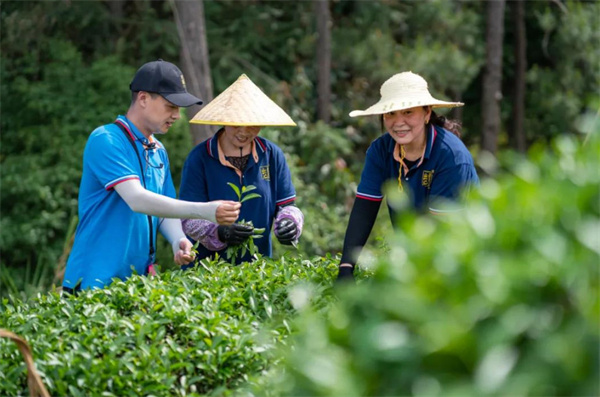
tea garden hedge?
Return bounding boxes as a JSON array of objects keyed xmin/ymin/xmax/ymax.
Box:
[{"xmin": 1, "ymin": 133, "xmax": 598, "ymax": 396}]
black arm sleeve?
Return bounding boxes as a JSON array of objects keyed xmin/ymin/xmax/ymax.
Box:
[{"xmin": 340, "ymin": 197, "xmax": 382, "ymax": 266}]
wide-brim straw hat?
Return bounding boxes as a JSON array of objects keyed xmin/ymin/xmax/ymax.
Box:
[
  {"xmin": 190, "ymin": 74, "xmax": 296, "ymax": 127},
  {"xmin": 349, "ymin": 71, "xmax": 463, "ymax": 117}
]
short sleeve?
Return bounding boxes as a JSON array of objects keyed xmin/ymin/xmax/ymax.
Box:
[
  {"xmin": 429, "ymin": 162, "xmax": 479, "ymax": 203},
  {"xmin": 356, "ymin": 140, "xmax": 387, "ymax": 201},
  {"xmin": 273, "ymin": 146, "xmax": 296, "ymax": 206},
  {"xmin": 85, "ymin": 129, "xmax": 140, "ymax": 190},
  {"xmin": 180, "ymin": 147, "xmax": 208, "ymax": 202}
]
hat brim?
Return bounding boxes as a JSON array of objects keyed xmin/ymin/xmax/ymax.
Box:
[
  {"xmin": 349, "ymin": 99, "xmax": 463, "ymax": 118},
  {"xmin": 190, "ymin": 120, "xmax": 297, "ymax": 127},
  {"xmin": 189, "ymin": 74, "xmax": 296, "ymax": 127},
  {"xmin": 162, "ymin": 92, "xmax": 203, "ymax": 107}
]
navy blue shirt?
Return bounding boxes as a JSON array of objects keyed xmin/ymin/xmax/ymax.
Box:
[
  {"xmin": 357, "ymin": 125, "xmax": 479, "ymax": 219},
  {"xmin": 179, "ymin": 130, "xmax": 296, "ymax": 263}
]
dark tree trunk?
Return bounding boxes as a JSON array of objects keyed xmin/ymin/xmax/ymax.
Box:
[
  {"xmin": 451, "ymin": 91, "xmax": 464, "ymax": 126},
  {"xmin": 106, "ymin": 0, "xmax": 125, "ymax": 41},
  {"xmin": 171, "ymin": 0, "xmax": 216, "ymax": 146},
  {"xmin": 315, "ymin": 0, "xmax": 331, "ymax": 124},
  {"xmin": 107, "ymin": 0, "xmax": 124, "ymax": 22},
  {"xmin": 481, "ymin": 0, "xmax": 506, "ymax": 154},
  {"xmin": 511, "ymin": 0, "xmax": 527, "ymax": 153}
]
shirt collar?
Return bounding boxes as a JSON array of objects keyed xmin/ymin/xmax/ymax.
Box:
[
  {"xmin": 210, "ymin": 128, "xmax": 261, "ymax": 176},
  {"xmin": 390, "ymin": 125, "xmax": 437, "ymax": 160},
  {"xmin": 116, "ymin": 115, "xmax": 156, "ymax": 146}
]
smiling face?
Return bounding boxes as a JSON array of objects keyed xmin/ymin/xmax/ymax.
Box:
[
  {"xmin": 221, "ymin": 125, "xmax": 261, "ymax": 152},
  {"xmin": 383, "ymin": 106, "xmax": 431, "ymax": 153}
]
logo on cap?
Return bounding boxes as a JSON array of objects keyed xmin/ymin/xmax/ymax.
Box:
[{"xmin": 180, "ymin": 74, "xmax": 186, "ymax": 89}]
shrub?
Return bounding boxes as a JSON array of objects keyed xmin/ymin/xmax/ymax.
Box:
[
  {"xmin": 251, "ymin": 133, "xmax": 600, "ymax": 396},
  {"xmin": 0, "ymin": 256, "xmax": 338, "ymax": 396}
]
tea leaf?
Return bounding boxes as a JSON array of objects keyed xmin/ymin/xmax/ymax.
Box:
[
  {"xmin": 227, "ymin": 182, "xmax": 241, "ymax": 201},
  {"xmin": 241, "ymin": 185, "xmax": 257, "ymax": 194},
  {"xmin": 240, "ymin": 193, "xmax": 262, "ymax": 203}
]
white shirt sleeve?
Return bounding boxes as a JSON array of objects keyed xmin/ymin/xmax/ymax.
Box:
[{"xmin": 114, "ymin": 179, "xmax": 219, "ymax": 223}]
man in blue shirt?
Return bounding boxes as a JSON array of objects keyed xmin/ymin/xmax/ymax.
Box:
[
  {"xmin": 63, "ymin": 60, "xmax": 241, "ymax": 292},
  {"xmin": 180, "ymin": 74, "xmax": 303, "ymax": 265},
  {"xmin": 337, "ymin": 72, "xmax": 479, "ymax": 281}
]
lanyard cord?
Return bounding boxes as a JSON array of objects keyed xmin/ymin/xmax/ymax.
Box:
[
  {"xmin": 397, "ymin": 145, "xmax": 407, "ymax": 192},
  {"xmin": 114, "ymin": 121, "xmax": 155, "ymax": 258}
]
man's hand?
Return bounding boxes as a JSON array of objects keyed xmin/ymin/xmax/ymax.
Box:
[
  {"xmin": 215, "ymin": 201, "xmax": 241, "ymax": 225},
  {"xmin": 217, "ymin": 224, "xmax": 254, "ymax": 245},
  {"xmin": 275, "ymin": 218, "xmax": 297, "ymax": 245},
  {"xmin": 336, "ymin": 264, "xmax": 355, "ymax": 282},
  {"xmin": 173, "ymin": 238, "xmax": 195, "ymax": 266}
]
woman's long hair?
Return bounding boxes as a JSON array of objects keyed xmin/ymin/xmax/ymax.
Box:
[{"xmin": 428, "ymin": 109, "xmax": 462, "ymax": 138}]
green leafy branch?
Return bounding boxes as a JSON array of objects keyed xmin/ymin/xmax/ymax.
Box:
[
  {"xmin": 225, "ymin": 183, "xmax": 264, "ymax": 264},
  {"xmin": 227, "ymin": 183, "xmax": 261, "ymax": 203}
]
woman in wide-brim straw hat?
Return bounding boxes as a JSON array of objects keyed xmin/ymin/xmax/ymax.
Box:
[
  {"xmin": 179, "ymin": 74, "xmax": 303, "ymax": 266},
  {"xmin": 337, "ymin": 71, "xmax": 480, "ymax": 282}
]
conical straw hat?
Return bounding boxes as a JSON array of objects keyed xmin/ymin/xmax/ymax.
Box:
[
  {"xmin": 349, "ymin": 71, "xmax": 463, "ymax": 117},
  {"xmin": 190, "ymin": 74, "xmax": 296, "ymax": 127}
]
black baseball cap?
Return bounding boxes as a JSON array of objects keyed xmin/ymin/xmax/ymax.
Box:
[{"xmin": 130, "ymin": 59, "xmax": 202, "ymax": 107}]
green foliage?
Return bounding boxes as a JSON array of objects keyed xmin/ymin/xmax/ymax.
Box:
[
  {"xmin": 222, "ymin": 184, "xmax": 265, "ymax": 264},
  {"xmin": 250, "ymin": 133, "xmax": 599, "ymax": 396},
  {"xmin": 2, "ymin": 0, "xmax": 598, "ymax": 307},
  {"xmin": 0, "ymin": 255, "xmax": 338, "ymax": 396},
  {"xmin": 262, "ymin": 123, "xmax": 363, "ymax": 259},
  {"xmin": 511, "ymin": 1, "xmax": 599, "ymax": 142},
  {"xmin": 0, "ymin": 43, "xmax": 134, "ymax": 297},
  {"xmin": 2, "ymin": 133, "xmax": 598, "ymax": 396}
]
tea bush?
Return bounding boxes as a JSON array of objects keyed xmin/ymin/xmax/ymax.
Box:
[
  {"xmin": 0, "ymin": 255, "xmax": 339, "ymax": 396},
  {"xmin": 249, "ymin": 134, "xmax": 599, "ymax": 396},
  {"xmin": 2, "ymin": 134, "xmax": 598, "ymax": 396}
]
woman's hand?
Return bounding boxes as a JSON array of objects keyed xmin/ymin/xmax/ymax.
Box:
[
  {"xmin": 274, "ymin": 218, "xmax": 298, "ymax": 245},
  {"xmin": 217, "ymin": 224, "xmax": 254, "ymax": 245},
  {"xmin": 336, "ymin": 263, "xmax": 355, "ymax": 282}
]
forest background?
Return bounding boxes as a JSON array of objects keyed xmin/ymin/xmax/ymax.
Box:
[{"xmin": 1, "ymin": 0, "xmax": 598, "ymax": 298}]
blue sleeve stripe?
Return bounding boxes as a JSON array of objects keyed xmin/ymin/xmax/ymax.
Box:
[
  {"xmin": 276, "ymin": 195, "xmax": 296, "ymax": 205},
  {"xmin": 105, "ymin": 175, "xmax": 139, "ymax": 190}
]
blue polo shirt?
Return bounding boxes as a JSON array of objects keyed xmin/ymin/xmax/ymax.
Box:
[
  {"xmin": 356, "ymin": 125, "xmax": 479, "ymax": 220},
  {"xmin": 179, "ymin": 130, "xmax": 296, "ymax": 264},
  {"xmin": 63, "ymin": 115, "xmax": 176, "ymax": 290}
]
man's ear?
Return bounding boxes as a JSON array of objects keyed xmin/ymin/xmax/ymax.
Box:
[{"xmin": 137, "ymin": 91, "xmax": 150, "ymax": 107}]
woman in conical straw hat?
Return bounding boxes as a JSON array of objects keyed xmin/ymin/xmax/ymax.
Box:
[
  {"xmin": 179, "ymin": 74, "xmax": 303, "ymax": 265},
  {"xmin": 337, "ymin": 71, "xmax": 479, "ymax": 282}
]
